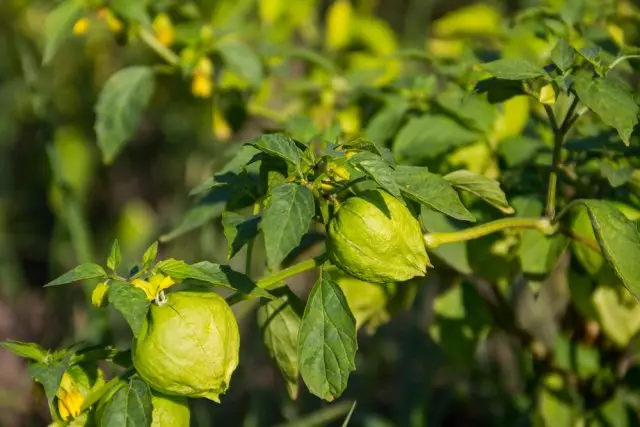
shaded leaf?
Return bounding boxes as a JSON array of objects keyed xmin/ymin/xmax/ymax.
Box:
[
  {"xmin": 108, "ymin": 281, "xmax": 151, "ymax": 337},
  {"xmin": 257, "ymin": 288, "xmax": 302, "ymax": 399},
  {"xmin": 480, "ymin": 59, "xmax": 546, "ymax": 80},
  {"xmin": 107, "ymin": 240, "xmax": 121, "ymax": 272},
  {"xmin": 45, "ymin": 263, "xmax": 107, "ymax": 287},
  {"xmin": 95, "ymin": 67, "xmax": 156, "ymax": 164},
  {"xmin": 222, "ymin": 212, "xmax": 261, "ymax": 260},
  {"xmin": 444, "ymin": 170, "xmax": 513, "ymax": 214},
  {"xmin": 298, "ymin": 270, "xmax": 357, "ymax": 401},
  {"xmin": 42, "ymin": 0, "xmax": 83, "ymax": 65},
  {"xmin": 97, "ymin": 378, "xmax": 153, "ymax": 427},
  {"xmin": 573, "ymin": 70, "xmax": 638, "ymax": 145},
  {"xmin": 551, "ymin": 38, "xmax": 575, "ymax": 72},
  {"xmin": 393, "ymin": 115, "xmax": 479, "ymax": 161},
  {"xmin": 261, "ymin": 184, "xmax": 315, "ymax": 270},
  {"xmin": 217, "ymin": 40, "xmax": 263, "ymax": 88},
  {"xmin": 580, "ymin": 200, "xmax": 640, "ymax": 297},
  {"xmin": 364, "ymin": 101, "xmax": 409, "ymax": 143},
  {"xmin": 27, "ymin": 353, "xmax": 72, "ymax": 403},
  {"xmin": 394, "ymin": 166, "xmax": 475, "ymax": 222}
]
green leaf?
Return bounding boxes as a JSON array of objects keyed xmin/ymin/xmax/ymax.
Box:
[
  {"xmin": 553, "ymin": 334, "xmax": 600, "ymax": 379},
  {"xmin": 580, "ymin": 200, "xmax": 640, "ymax": 297},
  {"xmin": 160, "ymin": 201, "xmax": 226, "ymax": 242},
  {"xmin": 298, "ymin": 270, "xmax": 357, "ymax": 402},
  {"xmin": 394, "ymin": 166, "xmax": 475, "ymax": 222},
  {"xmin": 42, "ymin": 0, "xmax": 83, "ymax": 65},
  {"xmin": 393, "ymin": 115, "xmax": 479, "ymax": 162},
  {"xmin": 107, "ymin": 280, "xmax": 151, "ymax": 337},
  {"xmin": 221, "ymin": 212, "xmax": 261, "ymax": 260},
  {"xmin": 348, "ymin": 152, "xmax": 402, "ymax": 199},
  {"xmin": 518, "ymin": 232, "xmax": 568, "ymax": 275},
  {"xmin": 142, "ymin": 241, "xmax": 158, "ymax": 270},
  {"xmin": 110, "ymin": 0, "xmax": 151, "ymax": 26},
  {"xmin": 155, "ymin": 259, "xmax": 273, "ymax": 299},
  {"xmin": 107, "ymin": 240, "xmax": 121, "ymax": 272},
  {"xmin": 28, "ymin": 353, "xmax": 72, "ymax": 403},
  {"xmin": 217, "ymin": 39, "xmax": 263, "ymax": 88},
  {"xmin": 437, "ymin": 86, "xmax": 496, "ymax": 135},
  {"xmin": 44, "ymin": 263, "xmax": 107, "ymax": 287},
  {"xmin": 257, "ymin": 288, "xmax": 302, "ymax": 399},
  {"xmin": 550, "ymin": 38, "xmax": 575, "ymax": 72},
  {"xmin": 498, "ymin": 136, "xmax": 542, "ymax": 167},
  {"xmin": 364, "ymin": 101, "xmax": 409, "ymax": 143},
  {"xmin": 480, "ymin": 59, "xmax": 547, "ymax": 80},
  {"xmin": 444, "ymin": 170, "xmax": 514, "ymax": 214},
  {"xmin": 250, "ymin": 133, "xmax": 302, "ymax": 168},
  {"xmin": 573, "ymin": 70, "xmax": 639, "ymax": 145},
  {"xmin": 538, "ymin": 374, "xmax": 580, "ymax": 427},
  {"xmin": 600, "ymin": 160, "xmax": 634, "ymax": 188},
  {"xmin": 1, "ymin": 341, "xmax": 48, "ymax": 363},
  {"xmin": 95, "ymin": 66, "xmax": 156, "ymax": 164},
  {"xmin": 260, "ymin": 183, "xmax": 315, "ymax": 270},
  {"xmin": 420, "ymin": 206, "xmax": 471, "ymax": 274},
  {"xmin": 97, "ymin": 377, "xmax": 153, "ymax": 427}
]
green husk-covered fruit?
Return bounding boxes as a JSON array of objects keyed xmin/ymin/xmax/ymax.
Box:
[
  {"xmin": 326, "ymin": 265, "xmax": 396, "ymax": 333},
  {"xmin": 132, "ymin": 291, "xmax": 240, "ymax": 403},
  {"xmin": 327, "ymin": 189, "xmax": 429, "ymax": 283}
]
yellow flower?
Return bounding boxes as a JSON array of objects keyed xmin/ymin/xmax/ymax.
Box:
[
  {"xmin": 91, "ymin": 282, "xmax": 109, "ymax": 308},
  {"xmin": 213, "ymin": 108, "xmax": 232, "ymax": 141},
  {"xmin": 194, "ymin": 57, "xmax": 213, "ymax": 76},
  {"xmin": 57, "ymin": 373, "xmax": 84, "ymax": 421},
  {"xmin": 133, "ymin": 274, "xmax": 177, "ymax": 300},
  {"xmin": 132, "ymin": 278, "xmax": 155, "ymax": 300},
  {"xmin": 72, "ymin": 18, "xmax": 90, "ymax": 36},
  {"xmin": 152, "ymin": 13, "xmax": 175, "ymax": 47},
  {"xmin": 192, "ymin": 75, "xmax": 213, "ymax": 98}
]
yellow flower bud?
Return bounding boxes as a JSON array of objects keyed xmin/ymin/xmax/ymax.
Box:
[
  {"xmin": 213, "ymin": 108, "xmax": 232, "ymax": 141},
  {"xmin": 152, "ymin": 13, "xmax": 175, "ymax": 47},
  {"xmin": 57, "ymin": 373, "xmax": 84, "ymax": 420},
  {"xmin": 194, "ymin": 57, "xmax": 214, "ymax": 76},
  {"xmin": 91, "ymin": 282, "xmax": 109, "ymax": 308},
  {"xmin": 72, "ymin": 18, "xmax": 90, "ymax": 36},
  {"xmin": 325, "ymin": 0, "xmax": 353, "ymax": 51},
  {"xmin": 539, "ymin": 83, "xmax": 556, "ymax": 105}
]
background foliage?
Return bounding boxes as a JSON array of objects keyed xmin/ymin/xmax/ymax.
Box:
[{"xmin": 2, "ymin": 0, "xmax": 640, "ymax": 426}]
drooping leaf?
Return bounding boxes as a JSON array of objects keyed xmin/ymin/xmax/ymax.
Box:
[
  {"xmin": 573, "ymin": 70, "xmax": 639, "ymax": 145},
  {"xmin": 394, "ymin": 166, "xmax": 475, "ymax": 222},
  {"xmin": 393, "ymin": 115, "xmax": 479, "ymax": 162},
  {"xmin": 580, "ymin": 200, "xmax": 640, "ymax": 297},
  {"xmin": 107, "ymin": 240, "xmax": 121, "ymax": 272},
  {"xmin": 257, "ymin": 288, "xmax": 302, "ymax": 399},
  {"xmin": 250, "ymin": 133, "xmax": 302, "ymax": 168},
  {"xmin": 155, "ymin": 259, "xmax": 272, "ymax": 299},
  {"xmin": 480, "ymin": 59, "xmax": 547, "ymax": 80},
  {"xmin": 444, "ymin": 170, "xmax": 513, "ymax": 214},
  {"xmin": 222, "ymin": 212, "xmax": 261, "ymax": 260},
  {"xmin": 348, "ymin": 152, "xmax": 402, "ymax": 199},
  {"xmin": 298, "ymin": 270, "xmax": 357, "ymax": 401},
  {"xmin": 27, "ymin": 353, "xmax": 72, "ymax": 403},
  {"xmin": 97, "ymin": 378, "xmax": 153, "ymax": 427},
  {"xmin": 260, "ymin": 183, "xmax": 315, "ymax": 270},
  {"xmin": 44, "ymin": 263, "xmax": 107, "ymax": 287},
  {"xmin": 217, "ymin": 40, "xmax": 263, "ymax": 88},
  {"xmin": 95, "ymin": 66, "xmax": 156, "ymax": 164},
  {"xmin": 107, "ymin": 280, "xmax": 151, "ymax": 337},
  {"xmin": 42, "ymin": 0, "xmax": 83, "ymax": 65},
  {"xmin": 550, "ymin": 38, "xmax": 575, "ymax": 72},
  {"xmin": 1, "ymin": 341, "xmax": 48, "ymax": 363}
]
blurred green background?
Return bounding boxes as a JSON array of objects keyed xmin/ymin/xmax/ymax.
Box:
[{"xmin": 2, "ymin": 0, "xmax": 640, "ymax": 426}]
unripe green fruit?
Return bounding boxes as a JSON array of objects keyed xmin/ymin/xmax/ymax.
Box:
[
  {"xmin": 132, "ymin": 291, "xmax": 240, "ymax": 403},
  {"xmin": 325, "ymin": 265, "xmax": 396, "ymax": 331},
  {"xmin": 326, "ymin": 189, "xmax": 429, "ymax": 283}
]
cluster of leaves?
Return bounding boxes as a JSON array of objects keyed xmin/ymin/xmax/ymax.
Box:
[{"xmin": 4, "ymin": 0, "xmax": 640, "ymax": 425}]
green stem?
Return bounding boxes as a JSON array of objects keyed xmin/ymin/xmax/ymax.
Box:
[
  {"xmin": 226, "ymin": 253, "xmax": 328, "ymax": 305},
  {"xmin": 546, "ymin": 130, "xmax": 564, "ymax": 218},
  {"xmin": 423, "ymin": 217, "xmax": 554, "ymax": 249},
  {"xmin": 257, "ymin": 253, "xmax": 328, "ymax": 289},
  {"xmin": 138, "ymin": 28, "xmax": 180, "ymax": 67},
  {"xmin": 245, "ymin": 203, "xmax": 260, "ymax": 276}
]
